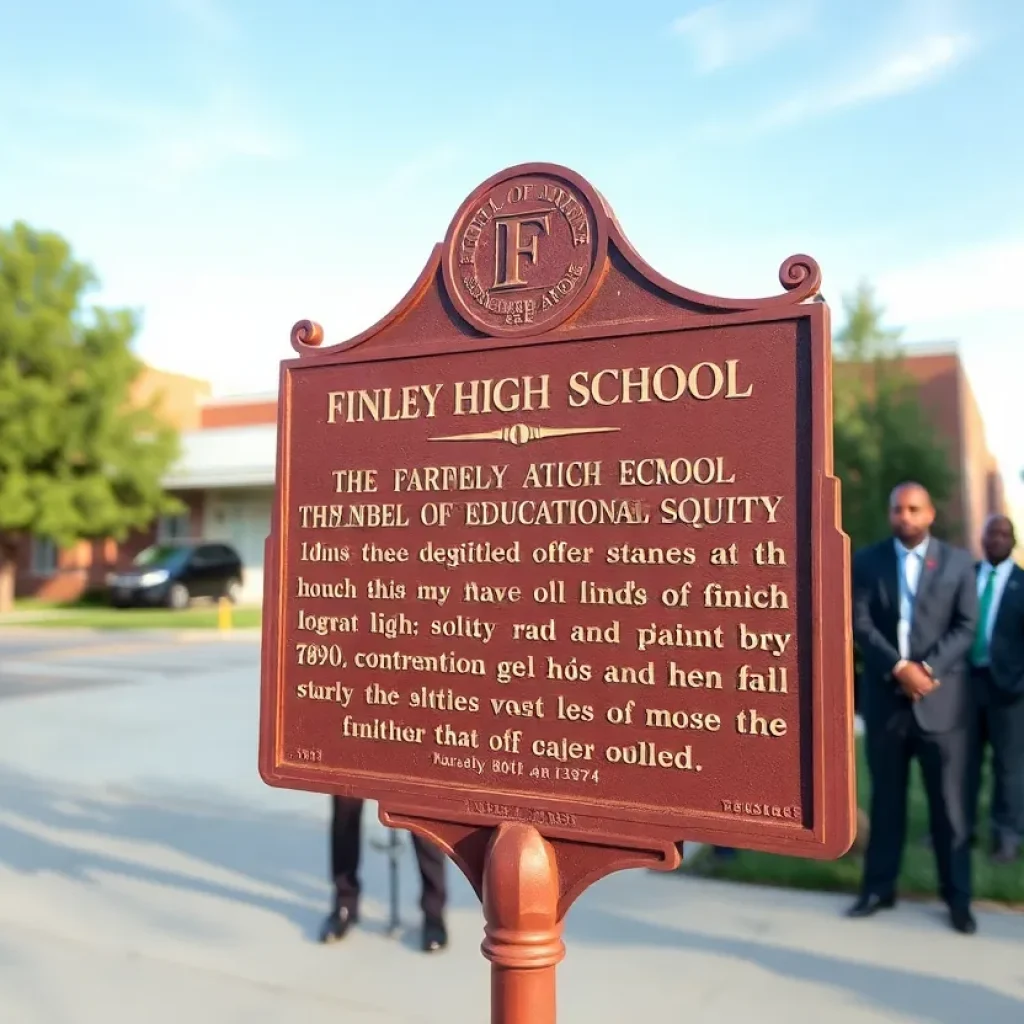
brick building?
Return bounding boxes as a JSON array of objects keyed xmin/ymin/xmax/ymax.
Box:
[
  {"xmin": 882, "ymin": 344, "xmax": 1007, "ymax": 552},
  {"xmin": 14, "ymin": 346, "xmax": 1009, "ymax": 603}
]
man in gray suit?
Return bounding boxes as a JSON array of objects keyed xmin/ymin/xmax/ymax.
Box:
[
  {"xmin": 848, "ymin": 482, "xmax": 979, "ymax": 934},
  {"xmin": 967, "ymin": 514, "xmax": 1024, "ymax": 864}
]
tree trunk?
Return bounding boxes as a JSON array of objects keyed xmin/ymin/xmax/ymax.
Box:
[{"xmin": 0, "ymin": 540, "xmax": 18, "ymax": 614}]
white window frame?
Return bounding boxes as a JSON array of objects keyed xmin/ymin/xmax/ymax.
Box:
[
  {"xmin": 30, "ymin": 536, "xmax": 59, "ymax": 576},
  {"xmin": 157, "ymin": 511, "xmax": 192, "ymax": 543}
]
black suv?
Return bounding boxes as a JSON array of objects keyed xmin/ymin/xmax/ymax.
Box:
[{"xmin": 107, "ymin": 541, "xmax": 244, "ymax": 609}]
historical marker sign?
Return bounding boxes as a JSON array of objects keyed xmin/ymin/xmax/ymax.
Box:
[{"xmin": 259, "ymin": 163, "xmax": 855, "ymax": 866}]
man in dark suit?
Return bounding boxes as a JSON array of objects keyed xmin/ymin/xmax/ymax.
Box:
[
  {"xmin": 967, "ymin": 514, "xmax": 1024, "ymax": 864},
  {"xmin": 848, "ymin": 482, "xmax": 979, "ymax": 934},
  {"xmin": 319, "ymin": 796, "xmax": 449, "ymax": 952}
]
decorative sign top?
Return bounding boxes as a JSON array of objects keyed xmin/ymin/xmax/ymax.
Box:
[
  {"xmin": 441, "ymin": 166, "xmax": 606, "ymax": 337},
  {"xmin": 289, "ymin": 162, "xmax": 825, "ymax": 358},
  {"xmin": 263, "ymin": 162, "xmax": 855, "ymax": 879}
]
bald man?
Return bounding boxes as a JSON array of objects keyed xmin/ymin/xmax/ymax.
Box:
[
  {"xmin": 849, "ymin": 482, "xmax": 979, "ymax": 934},
  {"xmin": 967, "ymin": 514, "xmax": 1024, "ymax": 864}
]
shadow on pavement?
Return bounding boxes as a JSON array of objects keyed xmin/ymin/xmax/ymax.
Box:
[
  {"xmin": 0, "ymin": 765, "xmax": 480, "ymax": 942},
  {"xmin": 0, "ymin": 763, "xmax": 1021, "ymax": 1022},
  {"xmin": 564, "ymin": 897, "xmax": 1023, "ymax": 1024}
]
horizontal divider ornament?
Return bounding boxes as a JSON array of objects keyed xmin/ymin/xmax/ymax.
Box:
[{"xmin": 427, "ymin": 423, "xmax": 621, "ymax": 446}]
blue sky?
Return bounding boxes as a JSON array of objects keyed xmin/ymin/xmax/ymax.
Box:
[{"xmin": 3, "ymin": 0, "xmax": 1023, "ymax": 506}]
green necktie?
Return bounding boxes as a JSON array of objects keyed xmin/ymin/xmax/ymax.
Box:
[{"xmin": 972, "ymin": 568, "xmax": 996, "ymax": 665}]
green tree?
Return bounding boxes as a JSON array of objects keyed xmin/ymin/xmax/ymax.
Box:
[
  {"xmin": 0, "ymin": 222, "xmax": 181, "ymax": 611},
  {"xmin": 832, "ymin": 282, "xmax": 956, "ymax": 551}
]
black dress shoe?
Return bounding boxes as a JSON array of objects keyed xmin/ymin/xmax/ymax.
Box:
[
  {"xmin": 846, "ymin": 894, "xmax": 896, "ymax": 918},
  {"xmin": 422, "ymin": 917, "xmax": 448, "ymax": 953},
  {"xmin": 950, "ymin": 906, "xmax": 977, "ymax": 935},
  {"xmin": 319, "ymin": 906, "xmax": 358, "ymax": 944}
]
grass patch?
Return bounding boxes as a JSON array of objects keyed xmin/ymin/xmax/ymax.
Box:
[
  {"xmin": 688, "ymin": 738, "xmax": 1024, "ymax": 906},
  {"xmin": 1, "ymin": 604, "xmax": 262, "ymax": 630}
]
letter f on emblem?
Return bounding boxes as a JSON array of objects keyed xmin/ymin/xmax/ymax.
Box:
[{"xmin": 492, "ymin": 213, "xmax": 551, "ymax": 290}]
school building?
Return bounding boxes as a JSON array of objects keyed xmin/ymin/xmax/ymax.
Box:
[{"xmin": 15, "ymin": 344, "xmax": 1010, "ymax": 604}]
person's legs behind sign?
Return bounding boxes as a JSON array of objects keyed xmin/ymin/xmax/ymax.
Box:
[{"xmin": 320, "ymin": 796, "xmax": 449, "ymax": 952}]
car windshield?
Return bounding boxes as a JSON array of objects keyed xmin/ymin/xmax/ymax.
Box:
[{"xmin": 133, "ymin": 545, "xmax": 191, "ymax": 570}]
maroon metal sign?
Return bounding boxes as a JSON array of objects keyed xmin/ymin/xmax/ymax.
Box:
[{"xmin": 259, "ymin": 162, "xmax": 855, "ymax": 1021}]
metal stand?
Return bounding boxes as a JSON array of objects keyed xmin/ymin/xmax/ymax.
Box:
[
  {"xmin": 481, "ymin": 823, "xmax": 564, "ymax": 1024},
  {"xmin": 381, "ymin": 808, "xmax": 681, "ymax": 1024},
  {"xmin": 370, "ymin": 827, "xmax": 403, "ymax": 936}
]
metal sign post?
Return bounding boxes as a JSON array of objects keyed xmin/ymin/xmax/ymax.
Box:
[{"xmin": 370, "ymin": 827, "xmax": 403, "ymax": 936}]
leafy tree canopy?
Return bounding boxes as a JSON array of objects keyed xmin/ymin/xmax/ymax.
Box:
[
  {"xmin": 0, "ymin": 222, "xmax": 181, "ymax": 606},
  {"xmin": 832, "ymin": 282, "xmax": 956, "ymax": 551}
]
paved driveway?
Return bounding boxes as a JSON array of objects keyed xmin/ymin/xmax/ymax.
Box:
[
  {"xmin": 0, "ymin": 629, "xmax": 1020, "ymax": 1023},
  {"xmin": 0, "ymin": 628, "xmax": 257, "ymax": 701}
]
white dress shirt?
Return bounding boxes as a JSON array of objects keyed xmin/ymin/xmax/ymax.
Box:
[{"xmin": 894, "ymin": 537, "xmax": 930, "ymax": 660}]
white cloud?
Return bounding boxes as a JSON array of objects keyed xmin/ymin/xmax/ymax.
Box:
[
  {"xmin": 117, "ymin": 270, "xmax": 409, "ymax": 397},
  {"xmin": 875, "ymin": 238, "xmax": 1024, "ymax": 324},
  {"xmin": 367, "ymin": 147, "xmax": 463, "ymax": 202},
  {"xmin": 758, "ymin": 30, "xmax": 974, "ymax": 129},
  {"xmin": 865, "ymin": 238, "xmax": 1024, "ymax": 516},
  {"xmin": 3, "ymin": 84, "xmax": 291, "ymax": 192},
  {"xmin": 833, "ymin": 32, "xmax": 971, "ymax": 105},
  {"xmin": 671, "ymin": 0, "xmax": 815, "ymax": 74},
  {"xmin": 161, "ymin": 0, "xmax": 234, "ymax": 41},
  {"xmin": 142, "ymin": 92, "xmax": 290, "ymax": 183}
]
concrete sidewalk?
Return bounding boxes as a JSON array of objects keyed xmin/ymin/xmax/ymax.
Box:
[
  {"xmin": 1, "ymin": 812, "xmax": 1020, "ymax": 1024},
  {"xmin": 0, "ymin": 632, "xmax": 1020, "ymax": 1023}
]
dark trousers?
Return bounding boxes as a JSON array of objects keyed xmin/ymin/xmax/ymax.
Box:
[
  {"xmin": 862, "ymin": 711, "xmax": 972, "ymax": 909},
  {"xmin": 330, "ymin": 796, "xmax": 447, "ymax": 921},
  {"xmin": 967, "ymin": 668, "xmax": 1024, "ymax": 847}
]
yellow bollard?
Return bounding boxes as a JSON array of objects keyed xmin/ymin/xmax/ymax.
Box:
[{"xmin": 218, "ymin": 596, "xmax": 233, "ymax": 632}]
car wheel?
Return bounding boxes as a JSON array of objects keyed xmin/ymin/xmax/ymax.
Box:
[
  {"xmin": 225, "ymin": 578, "xmax": 242, "ymax": 604},
  {"xmin": 167, "ymin": 582, "xmax": 190, "ymax": 610}
]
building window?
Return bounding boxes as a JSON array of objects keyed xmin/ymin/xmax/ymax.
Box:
[
  {"xmin": 157, "ymin": 512, "xmax": 192, "ymax": 542},
  {"xmin": 31, "ymin": 536, "xmax": 59, "ymax": 576}
]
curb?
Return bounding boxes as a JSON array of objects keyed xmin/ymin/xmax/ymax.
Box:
[
  {"xmin": 176, "ymin": 629, "xmax": 262, "ymax": 642},
  {"xmin": 0, "ymin": 625, "xmax": 263, "ymax": 641}
]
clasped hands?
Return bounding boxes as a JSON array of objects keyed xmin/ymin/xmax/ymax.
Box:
[{"xmin": 893, "ymin": 660, "xmax": 939, "ymax": 701}]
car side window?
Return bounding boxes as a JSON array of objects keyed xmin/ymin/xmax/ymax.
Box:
[{"xmin": 190, "ymin": 547, "xmax": 215, "ymax": 568}]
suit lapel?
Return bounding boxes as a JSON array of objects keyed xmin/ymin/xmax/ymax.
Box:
[
  {"xmin": 912, "ymin": 538, "xmax": 942, "ymax": 612},
  {"xmin": 993, "ymin": 564, "xmax": 1024, "ymax": 631},
  {"xmin": 1007, "ymin": 564, "xmax": 1024, "ymax": 597},
  {"xmin": 880, "ymin": 540, "xmax": 900, "ymax": 614}
]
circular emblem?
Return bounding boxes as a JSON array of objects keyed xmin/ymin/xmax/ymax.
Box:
[{"xmin": 442, "ymin": 164, "xmax": 606, "ymax": 338}]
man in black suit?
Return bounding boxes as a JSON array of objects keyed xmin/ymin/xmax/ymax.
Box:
[
  {"xmin": 319, "ymin": 796, "xmax": 449, "ymax": 952},
  {"xmin": 848, "ymin": 482, "xmax": 979, "ymax": 934},
  {"xmin": 967, "ymin": 514, "xmax": 1024, "ymax": 864}
]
